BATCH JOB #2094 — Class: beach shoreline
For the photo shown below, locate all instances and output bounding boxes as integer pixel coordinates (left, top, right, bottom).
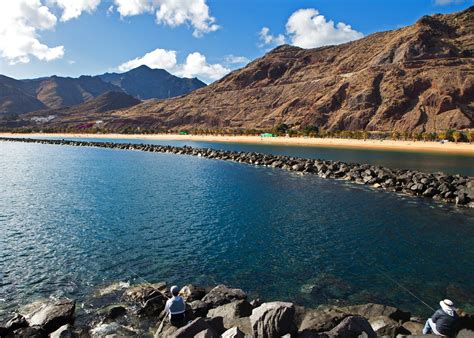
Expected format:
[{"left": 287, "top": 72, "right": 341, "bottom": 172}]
[{"left": 1, "top": 132, "right": 473, "bottom": 155}]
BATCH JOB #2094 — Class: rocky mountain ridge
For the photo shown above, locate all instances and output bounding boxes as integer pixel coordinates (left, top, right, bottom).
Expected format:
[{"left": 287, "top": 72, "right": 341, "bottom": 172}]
[
  {"left": 109, "top": 6, "right": 473, "bottom": 133},
  {"left": 0, "top": 66, "right": 206, "bottom": 117}
]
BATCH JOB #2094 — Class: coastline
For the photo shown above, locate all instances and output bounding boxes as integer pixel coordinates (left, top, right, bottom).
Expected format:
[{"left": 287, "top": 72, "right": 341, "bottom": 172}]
[{"left": 1, "top": 132, "right": 474, "bottom": 155}]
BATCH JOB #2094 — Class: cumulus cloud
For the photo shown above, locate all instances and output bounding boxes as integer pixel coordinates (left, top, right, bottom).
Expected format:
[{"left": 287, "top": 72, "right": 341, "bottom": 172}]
[
  {"left": 224, "top": 55, "right": 250, "bottom": 65},
  {"left": 48, "top": 0, "right": 101, "bottom": 21},
  {"left": 259, "top": 8, "right": 363, "bottom": 50},
  {"left": 0, "top": 0, "right": 64, "bottom": 64},
  {"left": 118, "top": 48, "right": 230, "bottom": 83},
  {"left": 259, "top": 27, "right": 286, "bottom": 47},
  {"left": 114, "top": 0, "right": 219, "bottom": 37},
  {"left": 286, "top": 9, "right": 364, "bottom": 49}
]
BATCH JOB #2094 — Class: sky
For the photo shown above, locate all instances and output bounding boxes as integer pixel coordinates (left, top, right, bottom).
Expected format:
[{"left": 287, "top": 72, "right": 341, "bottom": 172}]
[{"left": 0, "top": 0, "right": 472, "bottom": 83}]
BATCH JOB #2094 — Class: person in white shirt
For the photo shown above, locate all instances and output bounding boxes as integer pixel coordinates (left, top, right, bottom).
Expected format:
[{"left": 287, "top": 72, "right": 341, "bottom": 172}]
[{"left": 164, "top": 285, "right": 186, "bottom": 326}]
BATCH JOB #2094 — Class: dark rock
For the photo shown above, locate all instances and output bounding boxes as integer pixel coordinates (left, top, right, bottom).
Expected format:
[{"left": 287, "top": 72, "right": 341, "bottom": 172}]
[
  {"left": 202, "top": 285, "right": 247, "bottom": 308},
  {"left": 194, "top": 328, "right": 216, "bottom": 338},
  {"left": 190, "top": 300, "right": 209, "bottom": 317},
  {"left": 207, "top": 300, "right": 252, "bottom": 330},
  {"left": 169, "top": 318, "right": 211, "bottom": 338},
  {"left": 250, "top": 301, "right": 296, "bottom": 338},
  {"left": 340, "top": 303, "right": 411, "bottom": 322},
  {"left": 4, "top": 313, "right": 28, "bottom": 331},
  {"left": 13, "top": 325, "right": 47, "bottom": 338},
  {"left": 326, "top": 315, "right": 376, "bottom": 338},
  {"left": 298, "top": 308, "right": 348, "bottom": 336},
  {"left": 24, "top": 299, "right": 75, "bottom": 334}
]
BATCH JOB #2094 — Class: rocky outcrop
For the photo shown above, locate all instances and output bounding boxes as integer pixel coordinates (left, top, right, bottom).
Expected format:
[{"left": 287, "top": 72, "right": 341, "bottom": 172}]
[
  {"left": 2, "top": 137, "right": 472, "bottom": 208},
  {"left": 202, "top": 285, "right": 247, "bottom": 308},
  {"left": 326, "top": 315, "right": 376, "bottom": 337},
  {"left": 2, "top": 282, "right": 473, "bottom": 338},
  {"left": 250, "top": 302, "right": 296, "bottom": 337}
]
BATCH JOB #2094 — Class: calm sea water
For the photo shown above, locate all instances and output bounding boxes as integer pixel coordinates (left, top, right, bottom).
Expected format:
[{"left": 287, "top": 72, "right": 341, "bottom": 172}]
[
  {"left": 0, "top": 140, "right": 473, "bottom": 320},
  {"left": 31, "top": 136, "right": 474, "bottom": 176}
]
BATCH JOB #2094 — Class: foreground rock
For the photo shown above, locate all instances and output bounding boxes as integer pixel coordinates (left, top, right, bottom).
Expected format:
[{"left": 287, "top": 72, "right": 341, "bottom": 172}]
[
  {"left": 22, "top": 299, "right": 75, "bottom": 333},
  {"left": 1, "top": 137, "right": 472, "bottom": 208},
  {"left": 250, "top": 301, "right": 296, "bottom": 337},
  {"left": 3, "top": 282, "right": 473, "bottom": 337}
]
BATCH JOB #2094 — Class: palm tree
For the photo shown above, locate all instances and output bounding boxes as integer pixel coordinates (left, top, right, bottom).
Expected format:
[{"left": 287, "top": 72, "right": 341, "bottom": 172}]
[
  {"left": 452, "top": 131, "right": 462, "bottom": 143},
  {"left": 467, "top": 131, "right": 474, "bottom": 144}
]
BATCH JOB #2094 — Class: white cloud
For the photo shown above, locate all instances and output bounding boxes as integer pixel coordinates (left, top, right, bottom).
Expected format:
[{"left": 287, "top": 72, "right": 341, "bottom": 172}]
[
  {"left": 114, "top": 0, "right": 219, "bottom": 37},
  {"left": 114, "top": 0, "right": 151, "bottom": 16},
  {"left": 224, "top": 55, "right": 250, "bottom": 65},
  {"left": 434, "top": 0, "right": 462, "bottom": 4},
  {"left": 259, "top": 8, "right": 363, "bottom": 50},
  {"left": 118, "top": 48, "right": 230, "bottom": 83},
  {"left": 259, "top": 27, "right": 286, "bottom": 47},
  {"left": 286, "top": 9, "right": 363, "bottom": 49},
  {"left": 176, "top": 52, "right": 229, "bottom": 81},
  {"left": 0, "top": 0, "right": 64, "bottom": 64},
  {"left": 118, "top": 48, "right": 178, "bottom": 71},
  {"left": 48, "top": 0, "right": 101, "bottom": 21}
]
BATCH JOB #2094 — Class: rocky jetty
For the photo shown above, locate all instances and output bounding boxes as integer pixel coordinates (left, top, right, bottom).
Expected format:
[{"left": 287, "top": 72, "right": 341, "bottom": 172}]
[
  {"left": 1, "top": 282, "right": 473, "bottom": 337},
  {"left": 1, "top": 137, "right": 473, "bottom": 208}
]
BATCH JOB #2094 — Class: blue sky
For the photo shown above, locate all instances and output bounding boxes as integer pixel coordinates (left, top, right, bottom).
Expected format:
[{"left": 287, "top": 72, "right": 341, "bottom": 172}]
[{"left": 0, "top": 0, "right": 472, "bottom": 83}]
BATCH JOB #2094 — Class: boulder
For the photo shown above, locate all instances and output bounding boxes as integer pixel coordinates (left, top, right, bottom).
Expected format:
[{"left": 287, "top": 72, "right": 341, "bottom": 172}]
[
  {"left": 190, "top": 300, "right": 209, "bottom": 317},
  {"left": 24, "top": 299, "right": 75, "bottom": 333},
  {"left": 90, "top": 322, "right": 137, "bottom": 337},
  {"left": 50, "top": 324, "right": 77, "bottom": 338},
  {"left": 13, "top": 325, "right": 47, "bottom": 338},
  {"left": 326, "top": 315, "right": 376, "bottom": 338},
  {"left": 194, "top": 328, "right": 216, "bottom": 338},
  {"left": 250, "top": 302, "right": 296, "bottom": 338},
  {"left": 180, "top": 284, "right": 206, "bottom": 302},
  {"left": 169, "top": 318, "right": 211, "bottom": 338},
  {"left": 202, "top": 285, "right": 247, "bottom": 308},
  {"left": 369, "top": 315, "right": 410, "bottom": 336},
  {"left": 341, "top": 303, "right": 411, "bottom": 322},
  {"left": 298, "top": 308, "right": 349, "bottom": 335},
  {"left": 207, "top": 300, "right": 253, "bottom": 328},
  {"left": 221, "top": 326, "right": 245, "bottom": 338},
  {"left": 4, "top": 313, "right": 28, "bottom": 331},
  {"left": 402, "top": 321, "right": 424, "bottom": 335}
]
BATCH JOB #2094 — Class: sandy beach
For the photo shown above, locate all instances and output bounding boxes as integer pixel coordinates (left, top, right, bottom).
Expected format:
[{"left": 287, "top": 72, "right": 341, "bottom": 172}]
[{"left": 1, "top": 133, "right": 473, "bottom": 155}]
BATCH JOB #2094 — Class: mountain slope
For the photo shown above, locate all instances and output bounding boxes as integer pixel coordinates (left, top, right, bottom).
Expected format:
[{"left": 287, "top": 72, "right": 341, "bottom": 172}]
[
  {"left": 113, "top": 6, "right": 473, "bottom": 132},
  {"left": 98, "top": 65, "right": 206, "bottom": 100},
  {"left": 0, "top": 76, "right": 46, "bottom": 116}
]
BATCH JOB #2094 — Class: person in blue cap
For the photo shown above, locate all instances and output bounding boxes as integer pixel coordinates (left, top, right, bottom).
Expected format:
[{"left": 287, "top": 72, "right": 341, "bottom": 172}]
[{"left": 164, "top": 285, "right": 186, "bottom": 326}]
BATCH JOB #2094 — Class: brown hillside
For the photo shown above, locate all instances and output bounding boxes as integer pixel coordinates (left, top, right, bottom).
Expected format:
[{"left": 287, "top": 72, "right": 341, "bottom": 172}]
[{"left": 112, "top": 7, "right": 473, "bottom": 132}]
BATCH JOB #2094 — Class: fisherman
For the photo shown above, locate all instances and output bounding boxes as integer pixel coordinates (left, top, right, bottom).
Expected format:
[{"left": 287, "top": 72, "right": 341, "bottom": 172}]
[
  {"left": 423, "top": 299, "right": 458, "bottom": 337},
  {"left": 164, "top": 285, "right": 186, "bottom": 326}
]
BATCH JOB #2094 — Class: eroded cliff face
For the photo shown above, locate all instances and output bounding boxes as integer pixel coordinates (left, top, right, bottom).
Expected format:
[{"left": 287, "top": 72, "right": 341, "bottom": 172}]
[{"left": 113, "top": 7, "right": 473, "bottom": 132}]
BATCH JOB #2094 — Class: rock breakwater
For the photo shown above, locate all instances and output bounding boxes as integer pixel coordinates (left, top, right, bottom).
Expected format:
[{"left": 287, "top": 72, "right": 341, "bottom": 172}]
[
  {"left": 1, "top": 282, "right": 473, "bottom": 337},
  {"left": 1, "top": 137, "right": 474, "bottom": 207}
]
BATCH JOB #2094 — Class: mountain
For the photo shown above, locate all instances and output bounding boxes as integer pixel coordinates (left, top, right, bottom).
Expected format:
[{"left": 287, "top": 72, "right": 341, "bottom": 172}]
[
  {"left": 0, "top": 75, "right": 46, "bottom": 116},
  {"left": 0, "top": 66, "right": 206, "bottom": 117},
  {"left": 98, "top": 65, "right": 206, "bottom": 100},
  {"left": 111, "top": 7, "right": 473, "bottom": 133},
  {"left": 8, "top": 91, "right": 142, "bottom": 130}
]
